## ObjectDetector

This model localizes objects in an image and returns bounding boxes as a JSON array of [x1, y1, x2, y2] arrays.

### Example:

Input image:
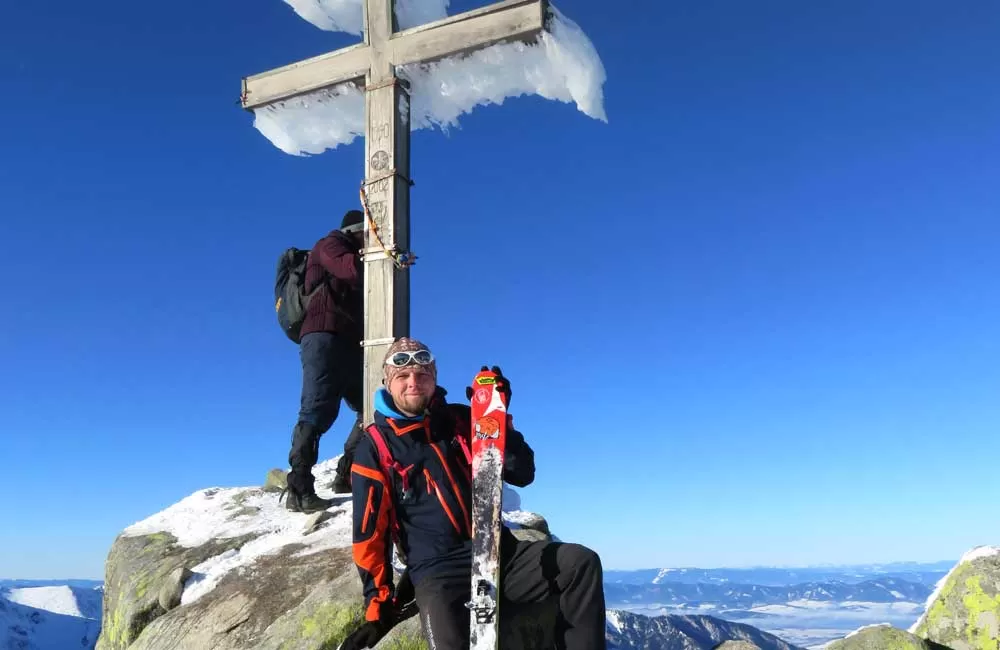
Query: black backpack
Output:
[[274, 247, 321, 344]]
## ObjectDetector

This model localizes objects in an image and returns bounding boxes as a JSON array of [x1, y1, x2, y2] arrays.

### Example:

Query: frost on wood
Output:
[[252, 4, 607, 156], [280, 0, 450, 34], [281, 0, 363, 35], [252, 83, 366, 156], [396, 0, 452, 31], [402, 5, 606, 129]]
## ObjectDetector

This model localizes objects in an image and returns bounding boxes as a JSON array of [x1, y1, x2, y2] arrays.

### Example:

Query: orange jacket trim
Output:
[[351, 462, 393, 622]]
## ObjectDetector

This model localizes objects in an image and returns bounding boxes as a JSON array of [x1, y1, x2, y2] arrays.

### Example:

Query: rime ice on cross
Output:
[[241, 0, 548, 424]]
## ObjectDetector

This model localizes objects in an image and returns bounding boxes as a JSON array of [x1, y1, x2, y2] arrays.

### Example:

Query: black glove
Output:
[[340, 619, 391, 650], [466, 366, 512, 407], [394, 569, 414, 607]]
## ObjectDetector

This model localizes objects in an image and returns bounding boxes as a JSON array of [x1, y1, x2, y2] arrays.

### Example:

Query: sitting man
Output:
[[342, 337, 607, 650]]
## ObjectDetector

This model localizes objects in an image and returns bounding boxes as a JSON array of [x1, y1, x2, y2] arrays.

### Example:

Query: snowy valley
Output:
[[604, 565, 951, 648], [0, 582, 103, 650]]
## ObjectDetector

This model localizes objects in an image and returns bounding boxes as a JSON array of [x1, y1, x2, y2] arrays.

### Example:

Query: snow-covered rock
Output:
[[910, 546, 1000, 650], [825, 623, 939, 650], [93, 456, 553, 650], [91, 452, 808, 650]]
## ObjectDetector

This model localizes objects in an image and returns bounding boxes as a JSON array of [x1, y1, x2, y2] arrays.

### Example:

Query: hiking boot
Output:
[[331, 475, 352, 494], [282, 488, 334, 514], [332, 453, 353, 494]]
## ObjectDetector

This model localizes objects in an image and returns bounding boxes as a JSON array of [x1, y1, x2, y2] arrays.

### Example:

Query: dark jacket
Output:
[[351, 387, 535, 622], [300, 229, 362, 341]]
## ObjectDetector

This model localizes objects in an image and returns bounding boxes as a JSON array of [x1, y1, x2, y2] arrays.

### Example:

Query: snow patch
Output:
[[502, 510, 537, 528], [0, 588, 102, 650], [123, 457, 355, 605], [909, 545, 1000, 633], [653, 568, 674, 584], [395, 0, 451, 31], [960, 545, 1000, 564], [606, 609, 625, 633], [5, 586, 85, 618], [844, 622, 893, 639], [279, 0, 449, 34], [280, 0, 363, 34], [180, 504, 353, 605], [748, 600, 922, 616], [252, 3, 607, 156]]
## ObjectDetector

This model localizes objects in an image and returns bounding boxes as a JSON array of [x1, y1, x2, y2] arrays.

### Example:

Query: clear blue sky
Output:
[[2, 0, 999, 579]]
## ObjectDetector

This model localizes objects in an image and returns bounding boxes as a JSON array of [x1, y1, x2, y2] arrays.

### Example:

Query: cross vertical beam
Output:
[[242, 0, 550, 425], [361, 0, 411, 424]]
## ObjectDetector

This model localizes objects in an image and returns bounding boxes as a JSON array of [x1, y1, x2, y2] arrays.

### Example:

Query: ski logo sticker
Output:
[[475, 376, 496, 385], [474, 388, 490, 405], [475, 416, 501, 440]]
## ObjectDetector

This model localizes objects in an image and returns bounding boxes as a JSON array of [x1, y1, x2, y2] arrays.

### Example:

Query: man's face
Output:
[[387, 367, 436, 416]]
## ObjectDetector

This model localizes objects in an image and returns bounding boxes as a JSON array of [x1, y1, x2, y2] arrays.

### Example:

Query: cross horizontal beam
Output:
[[241, 0, 547, 110]]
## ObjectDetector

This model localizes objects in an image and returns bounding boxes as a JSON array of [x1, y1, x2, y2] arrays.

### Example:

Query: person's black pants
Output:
[[287, 332, 362, 495], [413, 530, 607, 650]]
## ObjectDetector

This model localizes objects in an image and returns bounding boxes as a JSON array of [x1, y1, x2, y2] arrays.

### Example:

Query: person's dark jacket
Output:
[[300, 229, 362, 341], [350, 387, 534, 623]]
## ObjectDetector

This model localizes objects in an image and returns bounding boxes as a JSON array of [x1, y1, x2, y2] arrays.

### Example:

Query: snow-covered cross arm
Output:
[[239, 0, 606, 425], [241, 0, 548, 112]]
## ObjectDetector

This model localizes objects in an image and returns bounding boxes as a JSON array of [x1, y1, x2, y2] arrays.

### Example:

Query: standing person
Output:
[[341, 337, 607, 650], [285, 209, 367, 513]]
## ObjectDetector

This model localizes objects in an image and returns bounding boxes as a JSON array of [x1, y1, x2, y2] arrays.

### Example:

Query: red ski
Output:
[[466, 368, 509, 650]]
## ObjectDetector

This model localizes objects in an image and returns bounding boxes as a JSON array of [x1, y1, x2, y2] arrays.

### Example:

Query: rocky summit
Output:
[[89, 453, 1000, 650], [92, 456, 808, 650]]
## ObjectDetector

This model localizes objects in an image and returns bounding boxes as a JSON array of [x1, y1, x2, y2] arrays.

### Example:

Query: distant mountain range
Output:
[[0, 580, 102, 590], [601, 561, 951, 648], [607, 609, 803, 650], [605, 577, 932, 609], [604, 562, 953, 587]]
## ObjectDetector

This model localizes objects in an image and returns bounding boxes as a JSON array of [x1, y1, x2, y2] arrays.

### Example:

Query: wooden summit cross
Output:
[[242, 0, 549, 424]]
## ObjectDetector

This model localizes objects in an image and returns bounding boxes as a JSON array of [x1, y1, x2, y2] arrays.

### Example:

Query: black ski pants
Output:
[[413, 529, 607, 650], [287, 332, 363, 495]]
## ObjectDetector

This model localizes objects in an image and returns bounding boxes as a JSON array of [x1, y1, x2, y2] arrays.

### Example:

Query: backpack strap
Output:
[[365, 424, 409, 544], [454, 430, 473, 466], [446, 405, 474, 466]]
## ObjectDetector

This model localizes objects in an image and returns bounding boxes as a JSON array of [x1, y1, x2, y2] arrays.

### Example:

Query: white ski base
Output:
[[470, 444, 504, 650]]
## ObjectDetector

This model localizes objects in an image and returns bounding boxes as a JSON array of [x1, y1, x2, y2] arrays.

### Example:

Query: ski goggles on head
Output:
[[385, 349, 435, 368]]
